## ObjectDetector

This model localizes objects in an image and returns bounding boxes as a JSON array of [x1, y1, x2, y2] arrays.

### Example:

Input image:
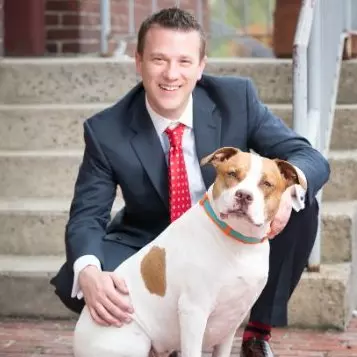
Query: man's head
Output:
[[201, 147, 305, 235], [135, 7, 207, 120]]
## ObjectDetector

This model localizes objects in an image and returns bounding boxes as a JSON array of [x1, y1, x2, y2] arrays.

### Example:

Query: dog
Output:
[[73, 147, 305, 357]]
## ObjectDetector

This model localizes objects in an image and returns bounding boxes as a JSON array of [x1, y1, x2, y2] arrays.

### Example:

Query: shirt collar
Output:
[[145, 94, 193, 135]]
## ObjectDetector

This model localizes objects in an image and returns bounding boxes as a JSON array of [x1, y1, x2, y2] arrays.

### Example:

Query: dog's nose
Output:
[[235, 190, 253, 204]]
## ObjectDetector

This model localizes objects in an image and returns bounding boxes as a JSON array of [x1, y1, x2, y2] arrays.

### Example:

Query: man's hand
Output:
[[78, 265, 134, 327], [267, 187, 293, 239]]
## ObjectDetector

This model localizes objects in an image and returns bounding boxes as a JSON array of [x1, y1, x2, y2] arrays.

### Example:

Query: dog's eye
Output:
[[227, 171, 238, 178], [262, 180, 273, 188]]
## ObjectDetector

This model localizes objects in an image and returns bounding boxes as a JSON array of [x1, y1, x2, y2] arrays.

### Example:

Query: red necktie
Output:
[[165, 123, 192, 222]]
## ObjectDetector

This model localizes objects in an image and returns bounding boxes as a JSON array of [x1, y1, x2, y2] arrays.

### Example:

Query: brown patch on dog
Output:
[[261, 158, 305, 221], [200, 147, 251, 200], [140, 246, 166, 297], [274, 159, 307, 191], [261, 158, 289, 221]]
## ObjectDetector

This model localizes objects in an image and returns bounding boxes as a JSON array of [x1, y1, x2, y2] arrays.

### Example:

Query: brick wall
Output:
[[0, 0, 3, 56], [45, 0, 210, 56]]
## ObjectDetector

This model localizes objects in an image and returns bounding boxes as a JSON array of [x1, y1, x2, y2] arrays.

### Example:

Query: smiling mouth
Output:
[[159, 84, 182, 92]]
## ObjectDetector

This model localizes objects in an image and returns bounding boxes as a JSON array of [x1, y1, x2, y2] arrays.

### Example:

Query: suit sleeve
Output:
[[65, 120, 117, 267], [245, 78, 330, 205]]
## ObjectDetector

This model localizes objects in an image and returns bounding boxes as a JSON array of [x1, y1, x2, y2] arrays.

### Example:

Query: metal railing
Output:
[[293, 0, 353, 272]]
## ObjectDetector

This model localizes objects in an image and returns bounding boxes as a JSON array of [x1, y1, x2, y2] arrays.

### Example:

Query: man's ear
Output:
[[274, 159, 307, 190], [135, 51, 143, 76], [200, 147, 240, 167]]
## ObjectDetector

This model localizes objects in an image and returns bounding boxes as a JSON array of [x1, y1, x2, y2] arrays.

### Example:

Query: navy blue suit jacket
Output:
[[65, 74, 330, 269]]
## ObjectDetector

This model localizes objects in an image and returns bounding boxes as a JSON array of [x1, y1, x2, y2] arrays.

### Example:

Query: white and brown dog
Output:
[[73, 147, 305, 357]]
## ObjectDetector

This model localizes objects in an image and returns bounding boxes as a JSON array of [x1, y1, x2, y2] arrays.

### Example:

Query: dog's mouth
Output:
[[219, 209, 263, 227]]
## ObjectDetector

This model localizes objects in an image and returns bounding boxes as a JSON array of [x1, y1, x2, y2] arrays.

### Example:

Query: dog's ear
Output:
[[274, 159, 307, 190], [200, 147, 240, 167]]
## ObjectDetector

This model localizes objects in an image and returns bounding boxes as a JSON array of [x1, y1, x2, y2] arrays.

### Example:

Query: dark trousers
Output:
[[50, 198, 319, 327]]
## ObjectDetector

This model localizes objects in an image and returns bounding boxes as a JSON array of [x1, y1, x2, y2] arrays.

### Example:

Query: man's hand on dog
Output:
[[267, 187, 293, 239], [79, 266, 134, 326]]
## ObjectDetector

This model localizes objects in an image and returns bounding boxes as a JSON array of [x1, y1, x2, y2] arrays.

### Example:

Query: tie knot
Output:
[[165, 123, 186, 148]]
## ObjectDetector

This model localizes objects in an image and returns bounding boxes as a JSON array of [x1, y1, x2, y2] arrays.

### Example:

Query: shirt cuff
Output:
[[71, 255, 102, 299]]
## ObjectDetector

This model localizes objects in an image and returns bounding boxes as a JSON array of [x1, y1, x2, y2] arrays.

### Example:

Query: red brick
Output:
[[47, 28, 79, 41], [44, 0, 210, 55], [46, 0, 80, 12], [46, 42, 59, 53], [46, 13, 61, 26], [62, 13, 100, 27], [1, 317, 357, 356], [62, 41, 99, 53], [79, 0, 100, 14]]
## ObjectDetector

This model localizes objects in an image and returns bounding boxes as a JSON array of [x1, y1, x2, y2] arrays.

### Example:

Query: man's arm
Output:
[[65, 119, 117, 272], [245, 79, 330, 205]]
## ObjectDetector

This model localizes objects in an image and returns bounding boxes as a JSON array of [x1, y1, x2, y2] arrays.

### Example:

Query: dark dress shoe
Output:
[[240, 338, 274, 357]]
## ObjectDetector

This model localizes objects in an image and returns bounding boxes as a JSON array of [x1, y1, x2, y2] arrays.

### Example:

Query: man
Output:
[[51, 7, 330, 357]]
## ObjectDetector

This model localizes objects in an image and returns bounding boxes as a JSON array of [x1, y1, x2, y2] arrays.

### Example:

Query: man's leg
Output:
[[240, 198, 319, 356], [50, 238, 140, 314]]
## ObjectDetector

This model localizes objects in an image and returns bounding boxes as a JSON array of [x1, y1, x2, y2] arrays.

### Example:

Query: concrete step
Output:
[[0, 254, 354, 329], [0, 198, 355, 264], [0, 104, 103, 151], [288, 262, 356, 329], [0, 150, 82, 198], [0, 197, 124, 256], [0, 255, 76, 319], [324, 150, 357, 202], [1, 103, 357, 151], [271, 104, 357, 151], [0, 58, 356, 105], [0, 149, 353, 201]]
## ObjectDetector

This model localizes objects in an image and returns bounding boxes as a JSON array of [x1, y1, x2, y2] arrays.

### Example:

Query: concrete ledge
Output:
[[321, 201, 357, 263], [0, 199, 354, 261], [288, 263, 354, 330], [0, 149, 352, 201], [0, 198, 124, 255], [325, 150, 357, 201], [0, 255, 76, 319], [0, 255, 354, 329], [1, 104, 357, 151], [0, 58, 356, 105]]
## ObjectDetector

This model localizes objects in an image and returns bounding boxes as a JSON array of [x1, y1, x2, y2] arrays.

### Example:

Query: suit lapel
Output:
[[193, 87, 222, 189], [130, 93, 169, 209], [129, 86, 221, 207]]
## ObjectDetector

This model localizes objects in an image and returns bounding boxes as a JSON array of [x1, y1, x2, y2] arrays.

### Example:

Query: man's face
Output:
[[135, 26, 206, 120]]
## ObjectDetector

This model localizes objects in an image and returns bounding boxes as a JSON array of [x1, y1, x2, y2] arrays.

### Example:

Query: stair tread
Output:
[[0, 254, 349, 276], [0, 197, 353, 214], [0, 197, 124, 212], [0, 255, 65, 273], [0, 103, 113, 110], [0, 197, 353, 212], [321, 200, 357, 215]]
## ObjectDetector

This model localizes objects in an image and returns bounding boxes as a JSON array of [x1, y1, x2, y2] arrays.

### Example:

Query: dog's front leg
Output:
[[178, 296, 209, 357], [212, 328, 236, 357]]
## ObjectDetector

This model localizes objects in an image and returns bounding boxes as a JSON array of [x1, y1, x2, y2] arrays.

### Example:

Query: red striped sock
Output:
[[242, 321, 271, 341]]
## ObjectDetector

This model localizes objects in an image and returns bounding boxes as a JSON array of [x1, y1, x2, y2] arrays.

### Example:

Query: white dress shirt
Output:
[[71, 95, 307, 299]]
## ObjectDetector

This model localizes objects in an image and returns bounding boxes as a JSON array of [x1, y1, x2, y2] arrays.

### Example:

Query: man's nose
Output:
[[164, 62, 180, 80]]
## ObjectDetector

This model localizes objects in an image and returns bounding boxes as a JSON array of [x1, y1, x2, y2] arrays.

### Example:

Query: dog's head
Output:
[[201, 147, 305, 235]]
